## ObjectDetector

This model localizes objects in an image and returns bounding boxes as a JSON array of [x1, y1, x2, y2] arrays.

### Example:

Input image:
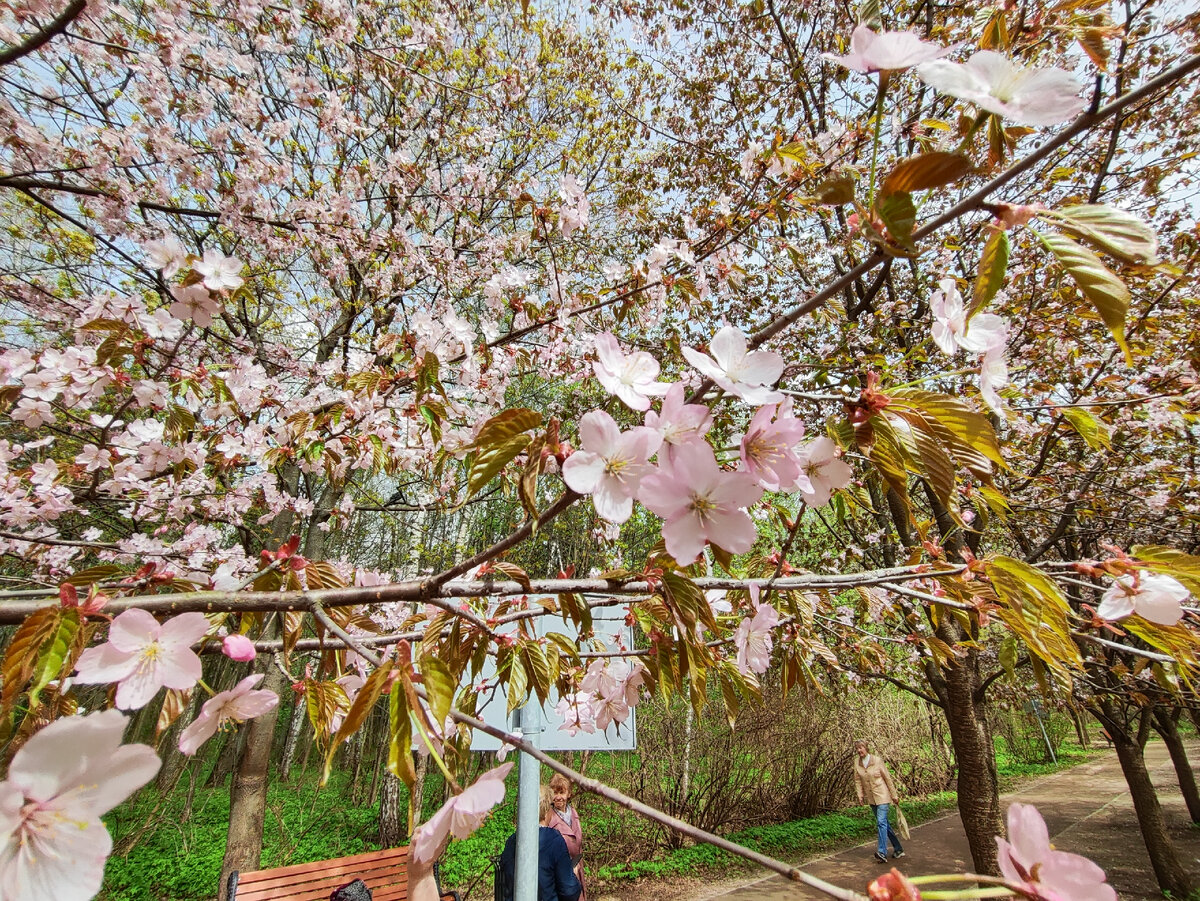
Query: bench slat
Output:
[[232, 845, 454, 901]]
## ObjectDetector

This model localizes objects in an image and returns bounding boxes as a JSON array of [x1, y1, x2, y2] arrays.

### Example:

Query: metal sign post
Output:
[[514, 700, 541, 901]]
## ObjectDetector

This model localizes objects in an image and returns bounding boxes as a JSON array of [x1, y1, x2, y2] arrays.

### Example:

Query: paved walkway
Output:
[[705, 741, 1200, 901]]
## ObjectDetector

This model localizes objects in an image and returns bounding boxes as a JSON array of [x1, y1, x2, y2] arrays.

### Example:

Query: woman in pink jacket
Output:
[[854, 739, 905, 863], [544, 774, 586, 901]]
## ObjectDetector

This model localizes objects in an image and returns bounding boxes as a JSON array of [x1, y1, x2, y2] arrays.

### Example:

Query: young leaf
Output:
[[880, 152, 971, 197], [466, 433, 531, 497], [469, 408, 543, 450], [420, 654, 456, 729], [970, 226, 1008, 317], [387, 678, 417, 787], [1038, 231, 1132, 364], [874, 191, 916, 251], [1060, 407, 1112, 451], [1048, 204, 1158, 265]]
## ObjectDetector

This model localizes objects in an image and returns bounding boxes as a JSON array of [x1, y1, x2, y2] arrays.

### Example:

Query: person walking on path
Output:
[[545, 774, 587, 901], [853, 739, 905, 863]]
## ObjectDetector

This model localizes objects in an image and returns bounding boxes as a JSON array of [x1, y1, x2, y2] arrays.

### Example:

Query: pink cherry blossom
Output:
[[558, 174, 590, 238], [168, 284, 220, 327], [74, 609, 210, 710], [556, 693, 598, 736], [178, 673, 280, 755], [1096, 572, 1189, 626], [739, 397, 812, 492], [824, 24, 952, 75], [930, 278, 1007, 356], [409, 762, 513, 864], [734, 586, 779, 675], [0, 710, 160, 901], [918, 52, 1086, 126], [682, 326, 784, 404], [979, 349, 1009, 415], [193, 248, 245, 291], [796, 437, 854, 507], [562, 411, 662, 523], [644, 383, 712, 452], [592, 333, 670, 411], [591, 688, 630, 731], [222, 633, 257, 662], [997, 803, 1116, 901], [638, 439, 764, 564], [144, 235, 188, 277]]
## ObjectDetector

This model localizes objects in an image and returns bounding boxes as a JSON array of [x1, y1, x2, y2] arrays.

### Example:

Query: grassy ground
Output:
[[98, 740, 1102, 900]]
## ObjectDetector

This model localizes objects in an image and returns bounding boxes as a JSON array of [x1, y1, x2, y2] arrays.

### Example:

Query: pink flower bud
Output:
[[222, 633, 257, 662]]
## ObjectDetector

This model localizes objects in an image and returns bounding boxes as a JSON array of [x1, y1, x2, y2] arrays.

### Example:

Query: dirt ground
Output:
[[591, 740, 1200, 901]]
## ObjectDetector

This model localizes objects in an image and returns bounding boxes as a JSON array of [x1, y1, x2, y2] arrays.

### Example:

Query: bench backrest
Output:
[[231, 846, 426, 901]]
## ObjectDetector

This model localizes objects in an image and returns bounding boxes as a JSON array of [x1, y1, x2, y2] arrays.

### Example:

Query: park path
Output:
[[703, 740, 1200, 901]]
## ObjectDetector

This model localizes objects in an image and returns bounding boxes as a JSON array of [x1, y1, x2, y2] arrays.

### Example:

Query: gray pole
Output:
[[514, 700, 541, 901]]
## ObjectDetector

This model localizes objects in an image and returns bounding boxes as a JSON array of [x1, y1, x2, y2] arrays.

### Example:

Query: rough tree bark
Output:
[[379, 771, 405, 847], [1093, 701, 1195, 897], [217, 659, 290, 901], [1152, 705, 1200, 823]]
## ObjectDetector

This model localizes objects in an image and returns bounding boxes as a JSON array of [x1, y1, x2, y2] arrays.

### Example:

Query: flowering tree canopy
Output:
[[1, 0, 1199, 898]]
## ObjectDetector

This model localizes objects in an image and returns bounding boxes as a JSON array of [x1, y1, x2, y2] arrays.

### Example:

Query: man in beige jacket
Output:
[[853, 740, 905, 863]]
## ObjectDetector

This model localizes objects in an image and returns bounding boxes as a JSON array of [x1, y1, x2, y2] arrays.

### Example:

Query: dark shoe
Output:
[[874, 852, 888, 863], [893, 851, 906, 859]]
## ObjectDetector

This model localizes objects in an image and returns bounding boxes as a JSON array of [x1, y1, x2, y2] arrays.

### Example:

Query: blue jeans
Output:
[[871, 803, 903, 857]]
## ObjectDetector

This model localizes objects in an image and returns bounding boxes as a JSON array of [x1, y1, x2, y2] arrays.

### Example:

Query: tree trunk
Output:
[[935, 647, 1002, 875], [379, 771, 406, 847], [279, 696, 307, 783], [1095, 704, 1195, 897], [1152, 706, 1200, 823], [218, 661, 290, 901], [207, 724, 247, 788]]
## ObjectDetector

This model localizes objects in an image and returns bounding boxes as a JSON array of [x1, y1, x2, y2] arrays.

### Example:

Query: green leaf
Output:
[[856, 0, 882, 30], [29, 609, 80, 707], [470, 408, 543, 449], [1060, 407, 1112, 451], [875, 192, 916, 250], [1038, 230, 1132, 365], [387, 678, 416, 787], [970, 226, 1009, 317], [986, 556, 1081, 672], [505, 650, 529, 714], [420, 654, 456, 730], [889, 389, 1005, 472], [324, 663, 393, 786], [466, 434, 530, 497], [999, 635, 1018, 680], [1046, 204, 1158, 266], [520, 641, 552, 705], [880, 152, 971, 197], [812, 171, 856, 206]]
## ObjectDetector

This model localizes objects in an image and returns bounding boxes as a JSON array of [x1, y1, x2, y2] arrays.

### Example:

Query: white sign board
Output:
[[469, 603, 637, 752]]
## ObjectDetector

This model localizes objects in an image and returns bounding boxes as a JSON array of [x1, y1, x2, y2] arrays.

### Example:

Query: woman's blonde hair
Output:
[[539, 784, 553, 821]]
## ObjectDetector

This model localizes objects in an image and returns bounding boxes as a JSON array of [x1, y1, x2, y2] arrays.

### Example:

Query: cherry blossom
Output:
[[638, 439, 763, 563], [824, 25, 952, 75], [682, 326, 784, 404], [795, 437, 854, 507], [734, 585, 779, 675], [979, 350, 1009, 415], [74, 609, 210, 710], [917, 51, 1086, 126], [644, 383, 712, 454], [178, 673, 280, 755], [556, 693, 597, 736], [409, 762, 513, 864], [930, 278, 1007, 356], [0, 711, 160, 901], [558, 174, 590, 238], [222, 633, 257, 662], [168, 284, 220, 327], [996, 803, 1116, 901], [144, 235, 188, 277], [562, 411, 662, 523], [1096, 572, 1189, 626], [592, 333, 670, 411], [739, 398, 812, 492], [193, 248, 245, 292]]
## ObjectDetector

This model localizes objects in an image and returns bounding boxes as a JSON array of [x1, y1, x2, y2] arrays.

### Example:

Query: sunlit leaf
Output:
[[970, 226, 1008, 317], [1039, 230, 1132, 364], [1047, 204, 1158, 265], [880, 152, 971, 197]]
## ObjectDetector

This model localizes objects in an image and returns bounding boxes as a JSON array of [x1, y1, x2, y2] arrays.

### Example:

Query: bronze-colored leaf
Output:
[[880, 152, 971, 197]]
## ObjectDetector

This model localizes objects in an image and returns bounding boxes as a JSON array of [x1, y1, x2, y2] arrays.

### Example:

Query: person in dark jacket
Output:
[[498, 792, 582, 901]]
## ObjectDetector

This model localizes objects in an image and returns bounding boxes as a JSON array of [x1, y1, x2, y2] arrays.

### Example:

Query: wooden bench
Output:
[[227, 845, 459, 901]]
